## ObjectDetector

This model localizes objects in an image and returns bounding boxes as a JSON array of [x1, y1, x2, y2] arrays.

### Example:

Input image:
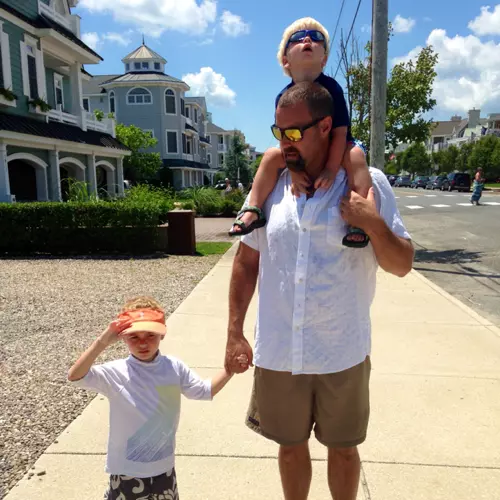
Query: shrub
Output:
[[0, 201, 172, 254]]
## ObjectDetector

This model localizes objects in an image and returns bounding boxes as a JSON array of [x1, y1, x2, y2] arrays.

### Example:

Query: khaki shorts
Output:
[[246, 357, 371, 448]]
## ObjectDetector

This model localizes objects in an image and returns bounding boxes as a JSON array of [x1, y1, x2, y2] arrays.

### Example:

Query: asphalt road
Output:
[[394, 187, 500, 326]]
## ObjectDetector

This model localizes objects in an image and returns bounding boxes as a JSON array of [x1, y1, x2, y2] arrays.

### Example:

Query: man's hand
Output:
[[314, 166, 338, 190], [340, 187, 380, 232], [290, 170, 312, 197], [225, 334, 253, 374], [98, 319, 132, 347]]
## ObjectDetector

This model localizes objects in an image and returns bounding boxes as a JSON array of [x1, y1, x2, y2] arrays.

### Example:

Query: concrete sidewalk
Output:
[[6, 243, 500, 500]]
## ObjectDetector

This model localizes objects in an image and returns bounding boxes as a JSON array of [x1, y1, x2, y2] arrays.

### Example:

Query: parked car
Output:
[[442, 172, 471, 192], [394, 176, 412, 187], [411, 176, 430, 189], [387, 175, 397, 186], [426, 175, 448, 190]]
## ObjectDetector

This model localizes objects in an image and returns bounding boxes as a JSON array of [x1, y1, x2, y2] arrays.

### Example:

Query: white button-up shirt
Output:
[[241, 167, 410, 375]]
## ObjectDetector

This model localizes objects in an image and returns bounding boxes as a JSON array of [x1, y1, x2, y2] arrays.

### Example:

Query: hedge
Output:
[[0, 201, 172, 254]]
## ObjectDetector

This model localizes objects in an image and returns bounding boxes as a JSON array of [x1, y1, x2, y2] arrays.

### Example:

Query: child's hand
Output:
[[98, 319, 132, 347], [237, 354, 250, 370], [314, 167, 338, 190], [290, 170, 312, 197]]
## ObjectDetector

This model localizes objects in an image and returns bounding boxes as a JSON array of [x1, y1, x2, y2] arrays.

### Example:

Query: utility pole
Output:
[[369, 0, 388, 171]]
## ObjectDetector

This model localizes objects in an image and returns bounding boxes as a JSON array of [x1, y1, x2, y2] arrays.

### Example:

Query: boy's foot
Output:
[[229, 207, 267, 236], [342, 227, 370, 248]]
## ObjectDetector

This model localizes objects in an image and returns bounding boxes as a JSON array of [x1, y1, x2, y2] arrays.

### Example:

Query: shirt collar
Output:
[[126, 351, 162, 368]]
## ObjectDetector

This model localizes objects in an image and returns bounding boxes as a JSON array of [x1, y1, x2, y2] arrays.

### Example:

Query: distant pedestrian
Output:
[[68, 296, 245, 500], [238, 181, 244, 191], [224, 178, 233, 195], [471, 168, 485, 205]]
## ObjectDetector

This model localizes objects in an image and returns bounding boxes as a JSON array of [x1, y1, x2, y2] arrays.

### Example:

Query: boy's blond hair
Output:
[[277, 17, 331, 77], [121, 296, 164, 314]]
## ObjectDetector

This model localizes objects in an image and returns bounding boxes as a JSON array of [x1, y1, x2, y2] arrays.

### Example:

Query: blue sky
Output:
[[75, 0, 500, 152]]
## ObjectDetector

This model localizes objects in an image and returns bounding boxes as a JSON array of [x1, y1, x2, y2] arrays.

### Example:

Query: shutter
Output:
[[27, 55, 38, 99], [110, 96, 115, 113], [35, 48, 46, 99], [0, 39, 4, 88], [182, 133, 187, 154], [20, 42, 30, 96], [2, 32, 12, 90]]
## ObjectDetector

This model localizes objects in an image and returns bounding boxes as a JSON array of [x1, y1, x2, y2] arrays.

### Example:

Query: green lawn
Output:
[[196, 242, 233, 256], [485, 183, 500, 188]]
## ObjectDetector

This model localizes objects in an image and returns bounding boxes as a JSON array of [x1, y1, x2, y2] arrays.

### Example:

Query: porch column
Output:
[[35, 167, 49, 201], [48, 150, 62, 201], [0, 143, 11, 202], [106, 168, 116, 197], [116, 157, 124, 197], [69, 62, 86, 131], [86, 154, 98, 198]]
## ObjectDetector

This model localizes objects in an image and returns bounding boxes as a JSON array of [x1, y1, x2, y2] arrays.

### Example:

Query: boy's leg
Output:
[[229, 147, 283, 235], [342, 144, 372, 246], [104, 474, 153, 499]]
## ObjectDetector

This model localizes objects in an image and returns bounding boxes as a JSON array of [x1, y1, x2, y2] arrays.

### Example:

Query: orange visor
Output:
[[118, 308, 166, 336]]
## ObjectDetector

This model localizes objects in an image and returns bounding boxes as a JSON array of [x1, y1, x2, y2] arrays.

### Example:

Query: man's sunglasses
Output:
[[286, 30, 326, 50], [271, 117, 326, 142]]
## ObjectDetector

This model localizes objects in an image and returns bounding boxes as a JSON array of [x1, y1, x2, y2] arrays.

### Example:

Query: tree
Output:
[[400, 143, 431, 174], [250, 155, 263, 178], [455, 142, 474, 172], [468, 135, 499, 177], [115, 123, 162, 182], [340, 37, 438, 151], [440, 145, 460, 173], [490, 141, 500, 179], [224, 133, 252, 184]]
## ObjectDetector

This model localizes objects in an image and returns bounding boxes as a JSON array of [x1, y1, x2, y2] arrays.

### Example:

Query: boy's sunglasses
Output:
[[286, 30, 326, 50], [271, 117, 326, 142]]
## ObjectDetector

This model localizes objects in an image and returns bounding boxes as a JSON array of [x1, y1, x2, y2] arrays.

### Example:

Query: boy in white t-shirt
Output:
[[68, 296, 245, 500]]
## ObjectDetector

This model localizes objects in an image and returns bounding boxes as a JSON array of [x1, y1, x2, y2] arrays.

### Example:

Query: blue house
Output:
[[0, 0, 129, 203]]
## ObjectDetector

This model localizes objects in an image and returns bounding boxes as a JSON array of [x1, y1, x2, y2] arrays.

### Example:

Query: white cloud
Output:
[[392, 28, 500, 114], [393, 14, 416, 34], [79, 0, 217, 37], [82, 32, 100, 50], [182, 67, 236, 107], [102, 32, 132, 46], [220, 10, 250, 37], [469, 5, 500, 35]]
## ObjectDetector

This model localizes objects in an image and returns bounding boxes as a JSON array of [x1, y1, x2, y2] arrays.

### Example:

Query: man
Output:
[[225, 82, 413, 500], [224, 178, 233, 195]]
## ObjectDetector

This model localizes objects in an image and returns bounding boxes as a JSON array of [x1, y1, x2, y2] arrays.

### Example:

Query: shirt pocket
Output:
[[326, 206, 347, 247]]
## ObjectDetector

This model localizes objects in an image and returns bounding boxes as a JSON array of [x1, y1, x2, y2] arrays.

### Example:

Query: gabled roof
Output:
[[122, 44, 166, 63], [206, 122, 228, 134], [185, 97, 207, 112], [99, 72, 187, 87], [82, 74, 119, 95], [431, 119, 468, 137]]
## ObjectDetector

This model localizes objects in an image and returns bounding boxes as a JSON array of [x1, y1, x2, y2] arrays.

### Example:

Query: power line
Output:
[[333, 0, 364, 80], [329, 0, 347, 52]]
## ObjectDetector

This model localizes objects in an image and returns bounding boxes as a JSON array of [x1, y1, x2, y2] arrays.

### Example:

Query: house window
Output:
[[54, 73, 64, 109], [142, 62, 149, 69], [21, 36, 45, 101], [127, 87, 152, 104], [185, 106, 190, 119], [187, 138, 192, 155], [207, 153, 212, 164], [218, 135, 224, 144], [109, 91, 115, 113], [165, 89, 176, 114], [181, 98, 185, 116], [27, 46, 38, 99], [82, 98, 89, 112], [194, 108, 198, 123], [166, 131, 178, 153], [125, 63, 130, 71], [182, 133, 187, 154], [154, 62, 160, 70], [0, 22, 13, 95], [134, 62, 141, 70]]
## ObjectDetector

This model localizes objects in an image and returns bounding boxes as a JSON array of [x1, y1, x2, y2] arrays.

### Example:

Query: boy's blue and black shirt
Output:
[[275, 72, 354, 142]]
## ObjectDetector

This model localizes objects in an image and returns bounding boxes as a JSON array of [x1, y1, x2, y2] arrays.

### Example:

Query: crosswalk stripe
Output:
[[425, 195, 437, 197], [431, 204, 450, 208], [457, 203, 473, 206], [406, 205, 423, 210], [483, 202, 500, 206], [406, 195, 418, 198], [443, 194, 456, 197]]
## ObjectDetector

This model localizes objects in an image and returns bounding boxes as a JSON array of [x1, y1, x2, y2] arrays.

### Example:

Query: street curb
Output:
[[410, 269, 500, 338]]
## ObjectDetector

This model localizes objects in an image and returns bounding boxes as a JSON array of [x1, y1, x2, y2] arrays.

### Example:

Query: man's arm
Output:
[[365, 216, 414, 277], [225, 242, 260, 373], [340, 188, 414, 277]]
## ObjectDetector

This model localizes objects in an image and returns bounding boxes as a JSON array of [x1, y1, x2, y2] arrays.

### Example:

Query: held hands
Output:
[[314, 166, 338, 190], [340, 187, 379, 232], [225, 334, 253, 374], [290, 170, 312, 197], [98, 319, 132, 347]]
